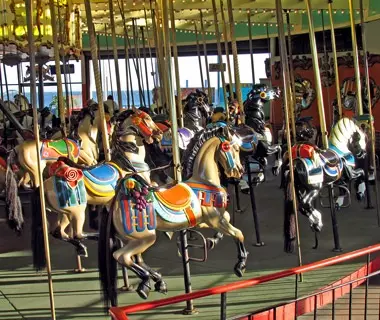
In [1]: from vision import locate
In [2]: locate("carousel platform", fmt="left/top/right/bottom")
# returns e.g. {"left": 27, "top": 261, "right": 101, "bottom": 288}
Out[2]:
{"left": 0, "top": 171, "right": 379, "bottom": 320}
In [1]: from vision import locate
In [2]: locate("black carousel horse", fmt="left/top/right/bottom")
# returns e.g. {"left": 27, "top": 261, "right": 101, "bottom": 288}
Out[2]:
{"left": 282, "top": 117, "right": 367, "bottom": 253}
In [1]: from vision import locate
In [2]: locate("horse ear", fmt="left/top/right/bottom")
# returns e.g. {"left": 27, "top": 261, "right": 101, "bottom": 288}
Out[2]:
{"left": 132, "top": 106, "right": 139, "bottom": 113}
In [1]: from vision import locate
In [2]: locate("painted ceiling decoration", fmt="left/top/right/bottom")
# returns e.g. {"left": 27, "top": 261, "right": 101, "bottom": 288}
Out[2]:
{"left": 0, "top": 0, "right": 379, "bottom": 58}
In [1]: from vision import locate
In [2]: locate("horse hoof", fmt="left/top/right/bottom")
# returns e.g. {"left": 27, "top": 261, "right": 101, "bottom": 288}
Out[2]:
{"left": 77, "top": 244, "right": 88, "bottom": 257}
{"left": 241, "top": 188, "right": 250, "bottom": 195}
{"left": 356, "top": 193, "right": 364, "bottom": 201}
{"left": 154, "top": 280, "right": 168, "bottom": 295}
{"left": 234, "top": 261, "right": 246, "bottom": 278}
{"left": 137, "top": 282, "right": 151, "bottom": 300}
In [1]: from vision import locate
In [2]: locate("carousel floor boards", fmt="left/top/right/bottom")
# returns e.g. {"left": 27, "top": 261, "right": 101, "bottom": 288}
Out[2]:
{"left": 0, "top": 170, "right": 379, "bottom": 320}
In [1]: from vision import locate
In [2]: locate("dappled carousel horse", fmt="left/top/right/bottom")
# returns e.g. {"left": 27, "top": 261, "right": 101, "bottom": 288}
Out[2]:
{"left": 98, "top": 125, "right": 246, "bottom": 307}
{"left": 24, "top": 108, "right": 163, "bottom": 269}
{"left": 282, "top": 117, "right": 367, "bottom": 253}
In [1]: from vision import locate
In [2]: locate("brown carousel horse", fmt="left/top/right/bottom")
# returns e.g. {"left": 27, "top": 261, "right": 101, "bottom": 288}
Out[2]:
{"left": 26, "top": 108, "right": 163, "bottom": 270}
{"left": 98, "top": 125, "right": 246, "bottom": 308}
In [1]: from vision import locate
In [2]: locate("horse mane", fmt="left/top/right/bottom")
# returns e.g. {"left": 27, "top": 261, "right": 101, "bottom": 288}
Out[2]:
{"left": 76, "top": 104, "right": 99, "bottom": 125}
{"left": 329, "top": 117, "right": 365, "bottom": 152}
{"left": 182, "top": 125, "right": 231, "bottom": 179}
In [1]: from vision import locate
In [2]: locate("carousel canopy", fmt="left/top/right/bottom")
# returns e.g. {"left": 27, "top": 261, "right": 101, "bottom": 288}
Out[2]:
{"left": 0, "top": 0, "right": 380, "bottom": 58}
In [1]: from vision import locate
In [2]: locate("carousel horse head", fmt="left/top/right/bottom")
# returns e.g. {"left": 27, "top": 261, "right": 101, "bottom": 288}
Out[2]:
{"left": 211, "top": 107, "right": 227, "bottom": 123}
{"left": 330, "top": 117, "right": 367, "bottom": 159}
{"left": 295, "top": 117, "right": 315, "bottom": 142}
{"left": 294, "top": 78, "right": 315, "bottom": 118}
{"left": 244, "top": 84, "right": 280, "bottom": 134}
{"left": 14, "top": 94, "right": 30, "bottom": 111}
{"left": 182, "top": 125, "right": 243, "bottom": 180}
{"left": 113, "top": 107, "right": 163, "bottom": 145}
{"left": 183, "top": 89, "right": 211, "bottom": 130}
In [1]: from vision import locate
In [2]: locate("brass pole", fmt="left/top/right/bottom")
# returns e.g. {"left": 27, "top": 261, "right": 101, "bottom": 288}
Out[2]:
{"left": 49, "top": 0, "right": 66, "bottom": 136}
{"left": 286, "top": 13, "right": 297, "bottom": 144}
{"left": 169, "top": 0, "right": 184, "bottom": 127}
{"left": 159, "top": 0, "right": 196, "bottom": 313}
{"left": 141, "top": 27, "right": 151, "bottom": 107}
{"left": 150, "top": 5, "right": 164, "bottom": 109}
{"left": 200, "top": 10, "right": 211, "bottom": 101}
{"left": 194, "top": 24, "right": 205, "bottom": 91}
{"left": 225, "top": 0, "right": 244, "bottom": 120}
{"left": 144, "top": 8, "right": 157, "bottom": 88}
{"left": 153, "top": 3, "right": 167, "bottom": 113}
{"left": 305, "top": 0, "right": 329, "bottom": 149}
{"left": 359, "top": 0, "right": 380, "bottom": 226}
{"left": 348, "top": 0, "right": 363, "bottom": 116}
{"left": 220, "top": 1, "right": 233, "bottom": 104}
{"left": 25, "top": 0, "right": 56, "bottom": 318}
{"left": 211, "top": 0, "right": 228, "bottom": 119}
{"left": 247, "top": 11, "right": 255, "bottom": 85}
{"left": 84, "top": 0, "right": 111, "bottom": 161}
{"left": 275, "top": 0, "right": 303, "bottom": 276}
{"left": 328, "top": 1, "right": 343, "bottom": 119}
{"left": 109, "top": 0, "right": 123, "bottom": 110}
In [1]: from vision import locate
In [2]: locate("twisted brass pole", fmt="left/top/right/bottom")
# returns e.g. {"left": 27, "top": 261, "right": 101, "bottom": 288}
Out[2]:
{"left": 211, "top": 0, "right": 228, "bottom": 119}
{"left": 286, "top": 13, "right": 297, "bottom": 144}
{"left": 194, "top": 24, "right": 205, "bottom": 91}
{"left": 49, "top": 0, "right": 66, "bottom": 135}
{"left": 109, "top": 0, "right": 123, "bottom": 110}
{"left": 275, "top": 0, "right": 303, "bottom": 278}
{"left": 247, "top": 11, "right": 255, "bottom": 85}
{"left": 84, "top": 0, "right": 111, "bottom": 161}
{"left": 305, "top": 0, "right": 329, "bottom": 149}
{"left": 225, "top": 0, "right": 244, "bottom": 120}
{"left": 348, "top": 0, "right": 363, "bottom": 116}
{"left": 220, "top": 1, "right": 233, "bottom": 104}
{"left": 200, "top": 10, "right": 211, "bottom": 101}
{"left": 169, "top": 0, "right": 184, "bottom": 127}
{"left": 328, "top": 0, "right": 343, "bottom": 119}
{"left": 359, "top": 0, "right": 380, "bottom": 226}
{"left": 25, "top": 0, "right": 56, "bottom": 317}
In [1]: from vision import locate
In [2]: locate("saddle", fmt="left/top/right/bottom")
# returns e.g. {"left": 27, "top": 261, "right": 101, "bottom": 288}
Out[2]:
{"left": 40, "top": 138, "right": 80, "bottom": 161}
{"left": 292, "top": 144, "right": 315, "bottom": 160}
{"left": 153, "top": 183, "right": 201, "bottom": 227}
{"left": 320, "top": 149, "right": 340, "bottom": 168}
{"left": 83, "top": 162, "right": 121, "bottom": 197}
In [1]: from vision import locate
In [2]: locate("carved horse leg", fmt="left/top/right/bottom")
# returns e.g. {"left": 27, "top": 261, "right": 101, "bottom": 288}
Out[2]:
{"left": 202, "top": 207, "right": 247, "bottom": 277}
{"left": 134, "top": 254, "right": 167, "bottom": 294}
{"left": 298, "top": 189, "right": 323, "bottom": 232}
{"left": 44, "top": 178, "right": 89, "bottom": 257}
{"left": 113, "top": 232, "right": 157, "bottom": 299}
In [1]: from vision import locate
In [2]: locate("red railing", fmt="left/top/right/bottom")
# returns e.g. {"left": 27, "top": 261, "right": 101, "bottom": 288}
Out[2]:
{"left": 109, "top": 243, "right": 380, "bottom": 320}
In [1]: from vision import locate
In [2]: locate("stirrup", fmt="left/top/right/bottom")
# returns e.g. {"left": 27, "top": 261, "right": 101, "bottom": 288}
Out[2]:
{"left": 176, "top": 229, "right": 208, "bottom": 262}
{"left": 319, "top": 184, "right": 351, "bottom": 209}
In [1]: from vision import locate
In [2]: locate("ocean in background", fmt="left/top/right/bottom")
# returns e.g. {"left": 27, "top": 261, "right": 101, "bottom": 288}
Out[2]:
{"left": 8, "top": 86, "right": 271, "bottom": 117}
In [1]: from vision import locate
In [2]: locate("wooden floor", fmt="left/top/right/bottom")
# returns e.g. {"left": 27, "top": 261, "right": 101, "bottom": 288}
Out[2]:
{"left": 299, "top": 275, "right": 380, "bottom": 320}
{"left": 1, "top": 171, "right": 380, "bottom": 320}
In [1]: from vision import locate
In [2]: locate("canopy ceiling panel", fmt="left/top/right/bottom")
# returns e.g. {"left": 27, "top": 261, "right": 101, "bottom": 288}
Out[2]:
{"left": 0, "top": 0, "right": 380, "bottom": 57}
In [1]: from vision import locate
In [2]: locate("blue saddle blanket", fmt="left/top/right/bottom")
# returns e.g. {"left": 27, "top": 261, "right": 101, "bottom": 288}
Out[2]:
{"left": 83, "top": 163, "right": 119, "bottom": 187}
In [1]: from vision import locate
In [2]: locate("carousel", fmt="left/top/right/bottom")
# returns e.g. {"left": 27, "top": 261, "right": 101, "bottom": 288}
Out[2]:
{"left": 1, "top": 0, "right": 380, "bottom": 319}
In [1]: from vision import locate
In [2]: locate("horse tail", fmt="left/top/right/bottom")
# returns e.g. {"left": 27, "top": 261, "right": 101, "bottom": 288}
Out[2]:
{"left": 98, "top": 205, "right": 118, "bottom": 312}
{"left": 283, "top": 167, "right": 296, "bottom": 254}
{"left": 31, "top": 187, "right": 47, "bottom": 271}
{"left": 57, "top": 156, "right": 103, "bottom": 170}
{"left": 5, "top": 150, "right": 24, "bottom": 233}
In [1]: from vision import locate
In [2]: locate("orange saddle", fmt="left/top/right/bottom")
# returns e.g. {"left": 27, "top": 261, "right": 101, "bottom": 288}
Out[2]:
{"left": 154, "top": 183, "right": 192, "bottom": 210}
{"left": 291, "top": 144, "right": 315, "bottom": 160}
